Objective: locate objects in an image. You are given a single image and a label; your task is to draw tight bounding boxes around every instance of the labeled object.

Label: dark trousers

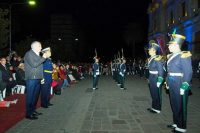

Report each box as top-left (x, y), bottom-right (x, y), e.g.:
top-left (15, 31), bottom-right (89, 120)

top-left (168, 76), bottom-right (189, 129)
top-left (117, 73), bottom-right (120, 84)
top-left (113, 71), bottom-right (116, 81)
top-left (26, 79), bottom-right (41, 116)
top-left (120, 75), bottom-right (125, 88)
top-left (149, 74), bottom-right (162, 111)
top-left (41, 79), bottom-right (52, 107)
top-left (93, 75), bottom-right (99, 88)
top-left (6, 80), bottom-right (17, 96)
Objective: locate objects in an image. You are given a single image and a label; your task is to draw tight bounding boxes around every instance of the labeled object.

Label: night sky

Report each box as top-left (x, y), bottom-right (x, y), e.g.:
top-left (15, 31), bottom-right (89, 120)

top-left (2, 0), bottom-right (151, 62)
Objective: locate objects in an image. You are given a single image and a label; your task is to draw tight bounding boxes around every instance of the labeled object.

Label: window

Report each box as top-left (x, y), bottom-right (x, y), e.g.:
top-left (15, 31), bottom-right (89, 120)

top-left (181, 2), bottom-right (186, 17)
top-left (170, 11), bottom-right (173, 24)
top-left (198, 0), bottom-right (200, 8)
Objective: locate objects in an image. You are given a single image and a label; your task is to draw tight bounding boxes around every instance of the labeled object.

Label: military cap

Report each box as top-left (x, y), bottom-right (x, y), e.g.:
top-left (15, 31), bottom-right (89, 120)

top-left (167, 33), bottom-right (186, 46)
top-left (148, 40), bottom-right (160, 51)
top-left (41, 47), bottom-right (51, 53)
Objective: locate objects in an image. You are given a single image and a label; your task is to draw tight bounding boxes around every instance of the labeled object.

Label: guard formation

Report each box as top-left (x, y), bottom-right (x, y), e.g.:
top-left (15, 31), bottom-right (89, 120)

top-left (111, 49), bottom-right (127, 90)
top-left (145, 33), bottom-right (192, 133)
top-left (93, 32), bottom-right (192, 133)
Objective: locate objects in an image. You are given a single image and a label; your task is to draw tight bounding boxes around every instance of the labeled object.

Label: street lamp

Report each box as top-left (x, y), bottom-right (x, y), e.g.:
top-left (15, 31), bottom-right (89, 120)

top-left (9, 0), bottom-right (36, 54)
top-left (28, 0), bottom-right (36, 6)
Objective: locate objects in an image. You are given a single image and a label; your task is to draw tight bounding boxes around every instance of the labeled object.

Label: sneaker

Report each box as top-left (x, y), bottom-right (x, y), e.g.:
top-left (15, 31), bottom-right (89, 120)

top-left (11, 99), bottom-right (18, 104)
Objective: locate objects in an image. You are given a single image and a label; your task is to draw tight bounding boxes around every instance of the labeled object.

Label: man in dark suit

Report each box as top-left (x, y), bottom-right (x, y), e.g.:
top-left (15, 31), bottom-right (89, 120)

top-left (0, 57), bottom-right (17, 96)
top-left (0, 69), bottom-right (6, 101)
top-left (24, 41), bottom-right (47, 120)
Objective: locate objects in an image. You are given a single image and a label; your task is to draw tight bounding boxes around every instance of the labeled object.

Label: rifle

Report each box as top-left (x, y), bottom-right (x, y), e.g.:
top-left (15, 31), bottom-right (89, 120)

top-left (118, 51), bottom-right (120, 59)
top-left (95, 48), bottom-right (97, 57)
top-left (121, 48), bottom-right (124, 59)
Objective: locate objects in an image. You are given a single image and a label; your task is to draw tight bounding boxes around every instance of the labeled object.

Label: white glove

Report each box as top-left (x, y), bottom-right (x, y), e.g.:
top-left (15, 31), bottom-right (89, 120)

top-left (164, 82), bottom-right (169, 90)
top-left (180, 89), bottom-right (185, 95)
top-left (157, 82), bottom-right (161, 88)
top-left (94, 75), bottom-right (96, 78)
top-left (41, 79), bottom-right (45, 84)
top-left (119, 72), bottom-right (124, 77)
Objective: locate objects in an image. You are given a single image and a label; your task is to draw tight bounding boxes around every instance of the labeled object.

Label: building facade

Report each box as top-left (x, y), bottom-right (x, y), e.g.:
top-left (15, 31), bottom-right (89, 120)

top-left (50, 14), bottom-right (79, 62)
top-left (148, 0), bottom-right (200, 58)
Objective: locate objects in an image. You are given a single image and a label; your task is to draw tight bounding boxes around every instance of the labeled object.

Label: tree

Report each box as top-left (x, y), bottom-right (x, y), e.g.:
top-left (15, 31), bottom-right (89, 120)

top-left (123, 23), bottom-right (146, 58)
top-left (0, 8), bottom-right (9, 51)
top-left (15, 36), bottom-right (35, 57)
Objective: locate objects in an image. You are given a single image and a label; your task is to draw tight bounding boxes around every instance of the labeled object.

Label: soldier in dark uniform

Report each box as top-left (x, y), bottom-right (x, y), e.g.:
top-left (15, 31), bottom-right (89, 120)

top-left (166, 34), bottom-right (192, 133)
top-left (147, 40), bottom-right (164, 114)
top-left (117, 58), bottom-right (122, 87)
top-left (112, 59), bottom-right (117, 81)
top-left (41, 47), bottom-right (53, 108)
top-left (92, 57), bottom-right (100, 90)
top-left (119, 58), bottom-right (126, 90)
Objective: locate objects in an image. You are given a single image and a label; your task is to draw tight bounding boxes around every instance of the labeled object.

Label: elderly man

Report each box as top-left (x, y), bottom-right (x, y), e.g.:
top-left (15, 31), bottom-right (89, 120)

top-left (24, 41), bottom-right (47, 120)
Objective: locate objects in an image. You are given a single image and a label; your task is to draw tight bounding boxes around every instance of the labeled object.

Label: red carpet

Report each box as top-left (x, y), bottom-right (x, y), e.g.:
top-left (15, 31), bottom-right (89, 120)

top-left (0, 94), bottom-right (42, 133)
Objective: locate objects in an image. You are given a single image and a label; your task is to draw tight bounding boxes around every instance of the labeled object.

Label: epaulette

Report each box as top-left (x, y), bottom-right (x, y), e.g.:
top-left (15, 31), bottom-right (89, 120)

top-left (155, 55), bottom-right (162, 61)
top-left (167, 54), bottom-right (172, 59)
top-left (181, 51), bottom-right (192, 58)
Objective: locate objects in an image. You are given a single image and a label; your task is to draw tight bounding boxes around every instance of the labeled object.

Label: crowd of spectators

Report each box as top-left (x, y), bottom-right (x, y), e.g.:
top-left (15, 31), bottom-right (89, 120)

top-left (1, 51), bottom-right (200, 107)
top-left (0, 51), bottom-right (90, 107)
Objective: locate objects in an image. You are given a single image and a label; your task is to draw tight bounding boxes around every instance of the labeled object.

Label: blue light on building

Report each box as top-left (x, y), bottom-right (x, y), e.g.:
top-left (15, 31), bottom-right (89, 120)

top-left (183, 20), bottom-right (193, 51)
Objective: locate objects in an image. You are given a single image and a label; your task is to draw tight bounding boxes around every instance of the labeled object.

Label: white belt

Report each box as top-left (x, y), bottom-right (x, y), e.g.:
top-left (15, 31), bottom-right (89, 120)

top-left (149, 71), bottom-right (158, 74)
top-left (169, 73), bottom-right (183, 77)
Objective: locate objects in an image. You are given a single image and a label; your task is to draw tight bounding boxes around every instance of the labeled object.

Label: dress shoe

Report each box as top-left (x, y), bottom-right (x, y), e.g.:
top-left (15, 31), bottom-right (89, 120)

top-left (149, 109), bottom-right (158, 114)
top-left (147, 108), bottom-right (152, 111)
top-left (41, 105), bottom-right (48, 108)
top-left (48, 103), bottom-right (53, 106)
top-left (34, 111), bottom-right (42, 115)
top-left (167, 124), bottom-right (176, 129)
top-left (171, 129), bottom-right (182, 133)
top-left (26, 115), bottom-right (38, 120)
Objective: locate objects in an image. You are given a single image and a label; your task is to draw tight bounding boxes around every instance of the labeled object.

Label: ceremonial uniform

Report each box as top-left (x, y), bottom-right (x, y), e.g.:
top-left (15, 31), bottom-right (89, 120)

top-left (41, 58), bottom-right (53, 108)
top-left (117, 59), bottom-right (121, 86)
top-left (166, 34), bottom-right (192, 133)
top-left (148, 55), bottom-right (164, 112)
top-left (112, 61), bottom-right (117, 81)
top-left (147, 41), bottom-right (164, 113)
top-left (119, 59), bottom-right (126, 89)
top-left (92, 57), bottom-right (100, 90)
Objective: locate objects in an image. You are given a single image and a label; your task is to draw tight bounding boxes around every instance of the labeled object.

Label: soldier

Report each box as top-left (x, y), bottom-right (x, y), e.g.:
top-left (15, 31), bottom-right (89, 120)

top-left (117, 58), bottom-right (122, 87)
top-left (92, 56), bottom-right (100, 90)
top-left (166, 33), bottom-right (192, 133)
top-left (119, 58), bottom-right (126, 90)
top-left (147, 40), bottom-right (164, 114)
top-left (41, 47), bottom-right (53, 108)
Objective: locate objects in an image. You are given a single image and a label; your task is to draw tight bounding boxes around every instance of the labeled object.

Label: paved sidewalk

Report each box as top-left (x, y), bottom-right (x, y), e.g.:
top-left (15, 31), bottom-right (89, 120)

top-left (6, 76), bottom-right (200, 133)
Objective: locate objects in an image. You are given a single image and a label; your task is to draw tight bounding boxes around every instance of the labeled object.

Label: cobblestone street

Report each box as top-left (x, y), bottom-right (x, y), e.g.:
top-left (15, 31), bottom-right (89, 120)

top-left (6, 76), bottom-right (200, 133)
